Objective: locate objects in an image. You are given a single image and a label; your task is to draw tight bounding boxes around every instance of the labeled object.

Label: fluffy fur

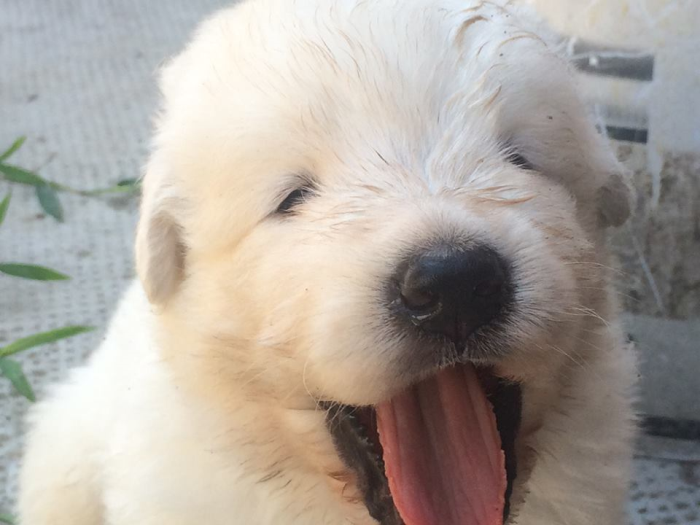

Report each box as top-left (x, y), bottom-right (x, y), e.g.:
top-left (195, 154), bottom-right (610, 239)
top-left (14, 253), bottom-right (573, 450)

top-left (18, 1), bottom-right (637, 523)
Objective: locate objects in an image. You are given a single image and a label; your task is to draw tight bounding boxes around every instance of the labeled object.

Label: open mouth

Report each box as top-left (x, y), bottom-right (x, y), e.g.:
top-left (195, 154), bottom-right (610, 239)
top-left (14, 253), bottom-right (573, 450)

top-left (325, 364), bottom-right (522, 525)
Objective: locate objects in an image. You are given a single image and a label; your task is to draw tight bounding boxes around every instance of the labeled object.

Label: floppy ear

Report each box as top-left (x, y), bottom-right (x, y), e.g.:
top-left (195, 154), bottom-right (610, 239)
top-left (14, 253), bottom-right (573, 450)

top-left (596, 167), bottom-right (635, 228)
top-left (135, 159), bottom-right (187, 305)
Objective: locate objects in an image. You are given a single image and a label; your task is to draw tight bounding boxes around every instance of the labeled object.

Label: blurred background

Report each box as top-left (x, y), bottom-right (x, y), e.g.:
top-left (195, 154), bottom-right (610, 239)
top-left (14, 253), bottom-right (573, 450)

top-left (1, 0), bottom-right (698, 523)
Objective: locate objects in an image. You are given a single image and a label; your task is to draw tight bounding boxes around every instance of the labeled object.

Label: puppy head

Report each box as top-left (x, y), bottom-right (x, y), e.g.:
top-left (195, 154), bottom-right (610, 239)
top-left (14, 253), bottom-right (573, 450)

top-left (136, 0), bottom-right (632, 406)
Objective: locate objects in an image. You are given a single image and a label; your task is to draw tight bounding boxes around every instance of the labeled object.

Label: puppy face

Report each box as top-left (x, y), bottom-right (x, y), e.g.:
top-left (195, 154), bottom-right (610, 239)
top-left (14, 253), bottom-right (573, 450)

top-left (134, 1), bottom-right (633, 520)
top-left (137, 0), bottom-right (630, 406)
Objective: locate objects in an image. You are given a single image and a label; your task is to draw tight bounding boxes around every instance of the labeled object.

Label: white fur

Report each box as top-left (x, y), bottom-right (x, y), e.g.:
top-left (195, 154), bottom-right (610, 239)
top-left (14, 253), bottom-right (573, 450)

top-left (19, 1), bottom-right (637, 524)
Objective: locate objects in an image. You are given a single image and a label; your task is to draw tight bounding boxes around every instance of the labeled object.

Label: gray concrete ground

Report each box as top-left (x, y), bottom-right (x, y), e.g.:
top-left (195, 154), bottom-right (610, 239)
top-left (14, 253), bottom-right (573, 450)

top-left (1, 1), bottom-right (698, 523)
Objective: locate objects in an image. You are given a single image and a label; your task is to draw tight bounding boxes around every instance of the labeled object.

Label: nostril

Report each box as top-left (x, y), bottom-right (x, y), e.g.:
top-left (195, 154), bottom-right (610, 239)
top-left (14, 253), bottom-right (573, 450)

top-left (473, 278), bottom-right (504, 298)
top-left (398, 258), bottom-right (444, 315)
top-left (400, 287), bottom-right (438, 310)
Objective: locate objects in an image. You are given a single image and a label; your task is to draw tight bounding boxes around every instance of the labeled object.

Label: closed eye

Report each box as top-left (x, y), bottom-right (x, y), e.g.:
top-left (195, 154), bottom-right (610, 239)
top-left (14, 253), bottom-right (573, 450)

top-left (276, 185), bottom-right (315, 215)
top-left (505, 151), bottom-right (533, 170)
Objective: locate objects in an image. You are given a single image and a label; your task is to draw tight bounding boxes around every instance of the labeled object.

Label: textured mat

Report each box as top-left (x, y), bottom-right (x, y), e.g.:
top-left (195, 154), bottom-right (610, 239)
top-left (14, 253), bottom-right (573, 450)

top-left (0, 0), bottom-right (229, 509)
top-left (0, 1), bottom-right (697, 522)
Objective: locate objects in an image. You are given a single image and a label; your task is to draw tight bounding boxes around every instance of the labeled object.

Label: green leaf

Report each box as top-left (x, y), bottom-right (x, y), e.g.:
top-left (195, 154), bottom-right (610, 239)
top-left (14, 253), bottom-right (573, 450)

top-left (0, 358), bottom-right (36, 401)
top-left (0, 511), bottom-right (15, 524)
top-left (86, 178), bottom-right (142, 196)
top-left (117, 178), bottom-right (140, 187)
top-left (0, 192), bottom-right (10, 227)
top-left (36, 184), bottom-right (64, 222)
top-left (0, 325), bottom-right (94, 359)
top-left (0, 263), bottom-right (70, 281)
top-left (0, 136), bottom-right (26, 162)
top-left (0, 164), bottom-right (74, 195)
top-left (0, 163), bottom-right (46, 186)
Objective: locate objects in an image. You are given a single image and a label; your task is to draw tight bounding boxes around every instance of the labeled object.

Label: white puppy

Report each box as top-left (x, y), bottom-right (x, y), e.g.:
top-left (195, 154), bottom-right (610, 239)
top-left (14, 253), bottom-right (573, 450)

top-left (18, 1), bottom-right (637, 524)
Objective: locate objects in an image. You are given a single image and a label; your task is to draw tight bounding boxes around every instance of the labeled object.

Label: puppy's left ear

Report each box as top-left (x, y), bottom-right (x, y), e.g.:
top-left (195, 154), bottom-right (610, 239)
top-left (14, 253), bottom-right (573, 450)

top-left (596, 167), bottom-right (635, 228)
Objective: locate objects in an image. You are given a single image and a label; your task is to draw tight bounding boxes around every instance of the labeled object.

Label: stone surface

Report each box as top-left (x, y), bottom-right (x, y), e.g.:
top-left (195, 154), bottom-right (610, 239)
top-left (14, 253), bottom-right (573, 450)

top-left (612, 147), bottom-right (700, 319)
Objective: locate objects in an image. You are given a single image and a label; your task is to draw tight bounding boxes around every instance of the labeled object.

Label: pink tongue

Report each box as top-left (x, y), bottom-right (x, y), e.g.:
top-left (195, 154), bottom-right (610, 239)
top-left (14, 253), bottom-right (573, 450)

top-left (376, 365), bottom-right (506, 525)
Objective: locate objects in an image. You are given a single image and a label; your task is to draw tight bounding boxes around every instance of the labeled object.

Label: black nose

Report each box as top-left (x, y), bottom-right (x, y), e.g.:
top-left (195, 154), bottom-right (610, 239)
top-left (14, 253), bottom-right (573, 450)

top-left (396, 244), bottom-right (510, 345)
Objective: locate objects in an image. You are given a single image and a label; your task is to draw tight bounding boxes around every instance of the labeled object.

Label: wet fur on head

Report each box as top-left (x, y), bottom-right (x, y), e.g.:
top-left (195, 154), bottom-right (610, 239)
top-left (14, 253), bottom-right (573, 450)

top-left (19, 1), bottom-right (637, 524)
